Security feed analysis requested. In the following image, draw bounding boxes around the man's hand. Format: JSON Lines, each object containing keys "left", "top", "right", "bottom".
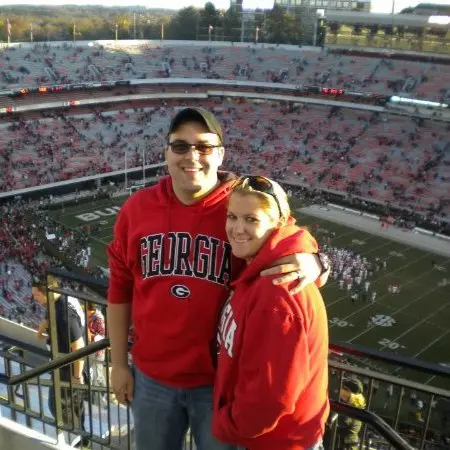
{"left": 71, "top": 375, "right": 84, "bottom": 385}
{"left": 111, "top": 364, "right": 134, "bottom": 406}
{"left": 260, "top": 253, "right": 325, "bottom": 295}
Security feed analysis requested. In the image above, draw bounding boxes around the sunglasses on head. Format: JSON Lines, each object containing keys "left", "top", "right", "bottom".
{"left": 168, "top": 140, "right": 221, "bottom": 155}
{"left": 235, "top": 176, "right": 283, "bottom": 218}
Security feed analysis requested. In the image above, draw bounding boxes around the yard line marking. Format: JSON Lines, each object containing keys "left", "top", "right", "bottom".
{"left": 378, "top": 302, "right": 450, "bottom": 350}
{"left": 412, "top": 328, "right": 450, "bottom": 359}
{"left": 345, "top": 281, "right": 448, "bottom": 342}
{"left": 323, "top": 238, "right": 420, "bottom": 300}
{"left": 327, "top": 247, "right": 428, "bottom": 308}
{"left": 331, "top": 252, "right": 435, "bottom": 326}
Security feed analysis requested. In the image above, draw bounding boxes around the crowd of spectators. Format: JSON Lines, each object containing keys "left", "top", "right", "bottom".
{"left": 0, "top": 193, "right": 110, "bottom": 326}
{"left": 1, "top": 42, "right": 450, "bottom": 102}
{"left": 0, "top": 41, "right": 449, "bottom": 449}
{"left": 1, "top": 100, "right": 448, "bottom": 228}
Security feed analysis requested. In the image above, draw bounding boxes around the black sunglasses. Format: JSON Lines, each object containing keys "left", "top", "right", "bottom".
{"left": 168, "top": 140, "right": 221, "bottom": 155}
{"left": 235, "top": 176, "right": 283, "bottom": 218}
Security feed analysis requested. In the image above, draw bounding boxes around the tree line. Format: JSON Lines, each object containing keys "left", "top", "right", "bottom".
{"left": 0, "top": 3, "right": 312, "bottom": 45}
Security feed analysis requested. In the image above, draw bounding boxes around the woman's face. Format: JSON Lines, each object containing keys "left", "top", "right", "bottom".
{"left": 226, "top": 192, "right": 279, "bottom": 262}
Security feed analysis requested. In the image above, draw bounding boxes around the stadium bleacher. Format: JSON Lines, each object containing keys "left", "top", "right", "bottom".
{"left": 1, "top": 100, "right": 448, "bottom": 220}
{"left": 1, "top": 43, "right": 450, "bottom": 102}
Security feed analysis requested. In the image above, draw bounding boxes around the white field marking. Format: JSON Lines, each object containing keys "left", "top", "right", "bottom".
{"left": 89, "top": 235, "right": 110, "bottom": 246}
{"left": 391, "top": 330, "right": 450, "bottom": 376}
{"left": 347, "top": 286, "right": 450, "bottom": 343}
{"left": 331, "top": 254, "right": 441, "bottom": 328}
{"left": 327, "top": 246, "right": 428, "bottom": 309}
{"left": 412, "top": 328, "right": 450, "bottom": 359}
{"left": 324, "top": 239, "right": 416, "bottom": 301}
{"left": 424, "top": 375, "right": 436, "bottom": 385}
{"left": 381, "top": 303, "right": 448, "bottom": 333}
{"left": 61, "top": 200, "right": 119, "bottom": 216}
{"left": 377, "top": 302, "right": 450, "bottom": 350}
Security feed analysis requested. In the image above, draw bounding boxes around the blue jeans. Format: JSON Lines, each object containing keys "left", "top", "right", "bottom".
{"left": 131, "top": 367, "right": 236, "bottom": 450}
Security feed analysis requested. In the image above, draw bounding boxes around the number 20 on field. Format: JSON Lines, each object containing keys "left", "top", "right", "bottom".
{"left": 378, "top": 338, "right": 406, "bottom": 350}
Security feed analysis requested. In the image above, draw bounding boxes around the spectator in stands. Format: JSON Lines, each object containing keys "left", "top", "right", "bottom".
{"left": 212, "top": 176, "right": 329, "bottom": 450}
{"left": 336, "top": 378, "right": 366, "bottom": 450}
{"left": 107, "top": 107, "right": 328, "bottom": 450}
{"left": 32, "top": 276, "right": 90, "bottom": 449}
{"left": 86, "top": 302, "right": 107, "bottom": 402}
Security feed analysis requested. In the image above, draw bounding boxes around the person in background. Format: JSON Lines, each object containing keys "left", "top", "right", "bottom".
{"left": 337, "top": 378, "right": 366, "bottom": 450}
{"left": 213, "top": 176, "right": 329, "bottom": 450}
{"left": 107, "top": 107, "right": 330, "bottom": 450}
{"left": 32, "top": 277, "right": 90, "bottom": 449}
{"left": 86, "top": 302, "right": 107, "bottom": 405}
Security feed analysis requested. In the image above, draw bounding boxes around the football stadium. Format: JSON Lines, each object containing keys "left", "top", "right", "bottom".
{"left": 0, "top": 2, "right": 450, "bottom": 450}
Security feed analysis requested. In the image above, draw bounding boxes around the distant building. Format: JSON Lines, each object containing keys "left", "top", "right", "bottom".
{"left": 404, "top": 3, "right": 450, "bottom": 16}
{"left": 274, "top": 0, "right": 371, "bottom": 12}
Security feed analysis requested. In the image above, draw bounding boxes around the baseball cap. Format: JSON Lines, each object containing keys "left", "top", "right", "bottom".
{"left": 343, "top": 378, "right": 364, "bottom": 394}
{"left": 168, "top": 107, "right": 224, "bottom": 145}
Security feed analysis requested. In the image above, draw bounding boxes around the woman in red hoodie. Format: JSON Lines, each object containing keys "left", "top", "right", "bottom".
{"left": 213, "top": 176, "right": 329, "bottom": 450}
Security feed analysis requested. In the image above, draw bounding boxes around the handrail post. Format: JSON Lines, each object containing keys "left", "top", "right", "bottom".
{"left": 47, "top": 275, "right": 64, "bottom": 435}
{"left": 5, "top": 357, "right": 17, "bottom": 423}
{"left": 419, "top": 393, "right": 434, "bottom": 450}
{"left": 393, "top": 386, "right": 405, "bottom": 431}
{"left": 361, "top": 377, "right": 376, "bottom": 449}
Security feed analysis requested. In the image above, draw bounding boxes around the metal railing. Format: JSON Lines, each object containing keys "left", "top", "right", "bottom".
{"left": 1, "top": 269, "right": 450, "bottom": 450}
{"left": 2, "top": 339, "right": 415, "bottom": 450}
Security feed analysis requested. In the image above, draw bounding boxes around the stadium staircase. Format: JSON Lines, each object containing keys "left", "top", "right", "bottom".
{"left": 1, "top": 269, "right": 450, "bottom": 450}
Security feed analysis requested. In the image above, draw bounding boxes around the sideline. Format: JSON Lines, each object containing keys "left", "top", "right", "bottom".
{"left": 300, "top": 205, "right": 450, "bottom": 259}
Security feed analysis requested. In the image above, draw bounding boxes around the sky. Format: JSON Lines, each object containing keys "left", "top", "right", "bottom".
{"left": 2, "top": 0, "right": 450, "bottom": 12}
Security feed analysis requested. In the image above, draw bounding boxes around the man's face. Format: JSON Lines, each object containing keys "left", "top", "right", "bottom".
{"left": 165, "top": 121, "right": 224, "bottom": 203}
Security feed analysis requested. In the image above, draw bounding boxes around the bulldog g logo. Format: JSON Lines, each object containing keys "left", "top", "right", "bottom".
{"left": 171, "top": 284, "right": 191, "bottom": 299}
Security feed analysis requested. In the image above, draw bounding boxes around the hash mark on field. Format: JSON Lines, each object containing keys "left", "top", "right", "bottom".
{"left": 346, "top": 280, "right": 448, "bottom": 342}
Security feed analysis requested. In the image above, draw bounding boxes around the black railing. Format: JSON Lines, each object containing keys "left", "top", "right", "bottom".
{"left": 6, "top": 339, "right": 109, "bottom": 386}
{"left": 2, "top": 268, "right": 450, "bottom": 450}
{"left": 1, "top": 337, "right": 416, "bottom": 450}
{"left": 329, "top": 401, "right": 415, "bottom": 450}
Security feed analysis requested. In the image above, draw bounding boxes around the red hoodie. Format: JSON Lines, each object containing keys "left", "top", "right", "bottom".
{"left": 107, "top": 173, "right": 243, "bottom": 388}
{"left": 213, "top": 225, "right": 329, "bottom": 450}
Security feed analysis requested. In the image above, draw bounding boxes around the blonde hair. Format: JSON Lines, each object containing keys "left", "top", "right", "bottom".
{"left": 231, "top": 176, "right": 291, "bottom": 222}
{"left": 347, "top": 392, "right": 366, "bottom": 409}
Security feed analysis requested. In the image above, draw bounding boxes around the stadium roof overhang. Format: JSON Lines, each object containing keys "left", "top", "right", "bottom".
{"left": 322, "top": 11, "right": 450, "bottom": 29}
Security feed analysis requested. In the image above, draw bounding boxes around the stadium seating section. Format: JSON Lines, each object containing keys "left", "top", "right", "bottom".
{"left": 1, "top": 100, "right": 448, "bottom": 219}
{"left": 0, "top": 43, "right": 449, "bottom": 102}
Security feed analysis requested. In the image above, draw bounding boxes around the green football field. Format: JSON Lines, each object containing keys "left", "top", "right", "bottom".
{"left": 49, "top": 196, "right": 450, "bottom": 390}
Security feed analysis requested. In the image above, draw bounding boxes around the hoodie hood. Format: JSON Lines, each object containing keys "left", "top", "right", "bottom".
{"left": 232, "top": 225, "right": 319, "bottom": 286}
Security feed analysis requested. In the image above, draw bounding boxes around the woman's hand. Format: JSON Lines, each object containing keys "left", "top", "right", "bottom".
{"left": 111, "top": 363, "right": 134, "bottom": 406}
{"left": 260, "top": 253, "right": 327, "bottom": 294}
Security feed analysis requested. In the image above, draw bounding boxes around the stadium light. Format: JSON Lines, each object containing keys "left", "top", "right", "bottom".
{"left": 391, "top": 96, "right": 448, "bottom": 109}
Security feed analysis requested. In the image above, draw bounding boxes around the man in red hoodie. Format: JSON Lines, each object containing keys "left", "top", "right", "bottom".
{"left": 107, "top": 107, "right": 330, "bottom": 450}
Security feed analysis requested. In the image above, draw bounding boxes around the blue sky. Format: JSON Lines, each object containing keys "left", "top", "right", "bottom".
{"left": 3, "top": 0, "right": 449, "bottom": 12}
